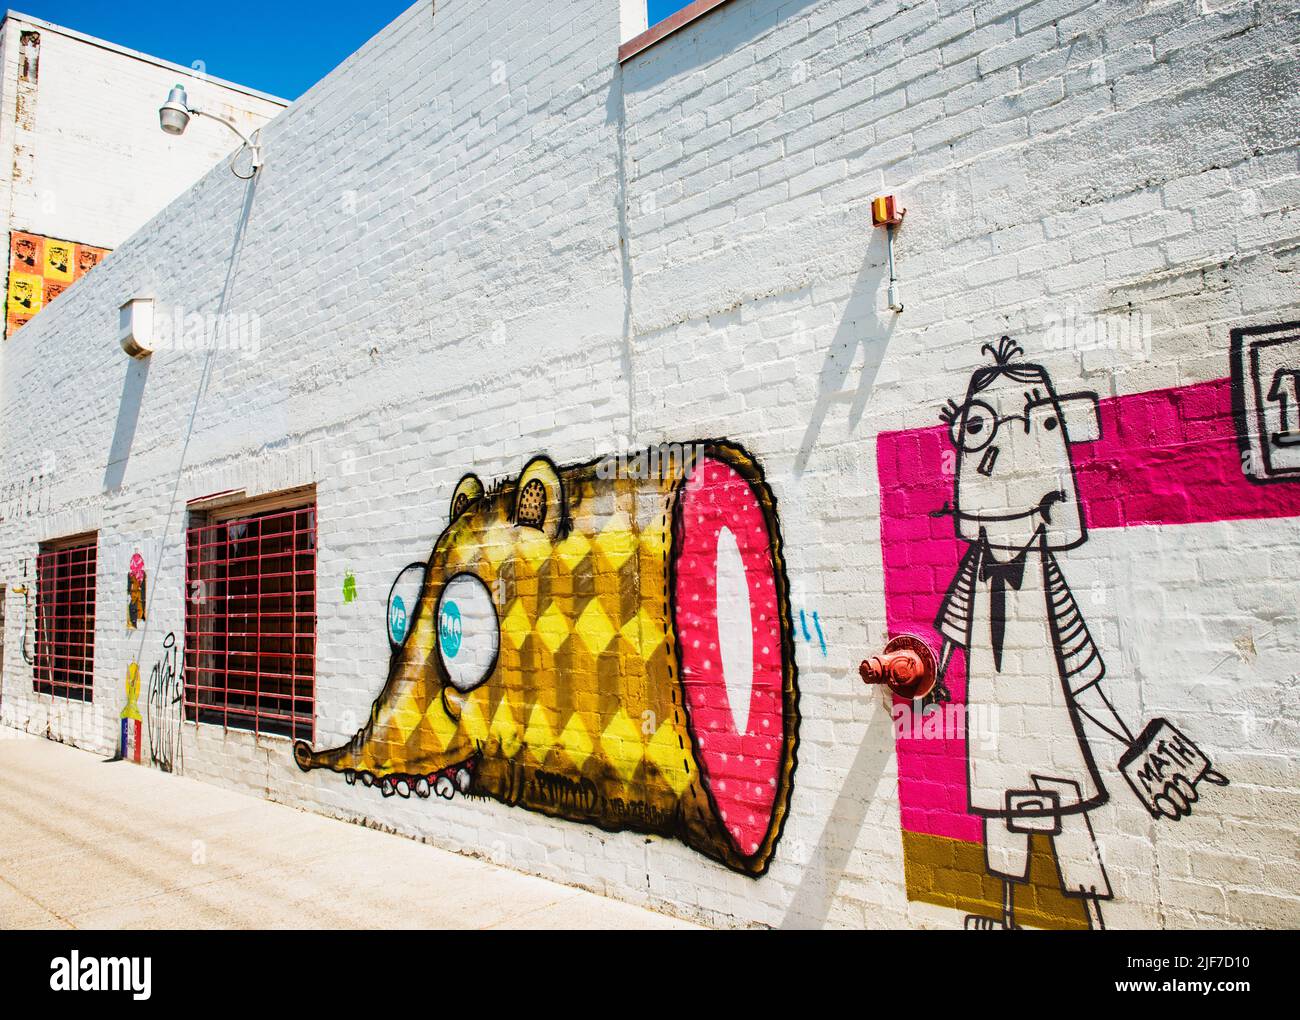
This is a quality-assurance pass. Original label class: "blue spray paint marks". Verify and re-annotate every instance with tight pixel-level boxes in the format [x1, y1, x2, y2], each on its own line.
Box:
[799, 608, 827, 657]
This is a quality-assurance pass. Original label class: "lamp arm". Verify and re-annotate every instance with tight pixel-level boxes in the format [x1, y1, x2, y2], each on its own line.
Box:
[188, 106, 255, 148]
[189, 108, 263, 178]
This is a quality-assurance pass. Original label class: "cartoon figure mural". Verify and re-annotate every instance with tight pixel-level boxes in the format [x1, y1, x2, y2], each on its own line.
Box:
[295, 441, 799, 876]
[881, 337, 1239, 930]
[127, 552, 147, 629]
[930, 337, 1230, 928]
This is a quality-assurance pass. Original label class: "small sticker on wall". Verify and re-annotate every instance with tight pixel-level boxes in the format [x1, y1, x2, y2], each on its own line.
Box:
[127, 552, 147, 629]
[343, 571, 357, 604]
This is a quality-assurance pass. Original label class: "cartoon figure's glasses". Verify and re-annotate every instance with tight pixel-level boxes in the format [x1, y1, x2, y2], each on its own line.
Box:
[948, 397, 1061, 453]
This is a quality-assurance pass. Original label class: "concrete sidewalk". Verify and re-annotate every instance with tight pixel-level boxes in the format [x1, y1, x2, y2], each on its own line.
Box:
[0, 729, 699, 930]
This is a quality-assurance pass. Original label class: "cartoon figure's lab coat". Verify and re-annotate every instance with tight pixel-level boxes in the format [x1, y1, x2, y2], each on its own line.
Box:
[931, 337, 1227, 930]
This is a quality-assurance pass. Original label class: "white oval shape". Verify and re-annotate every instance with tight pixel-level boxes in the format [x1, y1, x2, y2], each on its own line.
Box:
[436, 573, 499, 692]
[715, 526, 754, 736]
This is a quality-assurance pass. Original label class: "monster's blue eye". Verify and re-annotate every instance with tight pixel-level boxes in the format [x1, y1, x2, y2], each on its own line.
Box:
[390, 597, 408, 644]
[437, 573, 498, 692]
[439, 601, 462, 657]
[387, 563, 426, 650]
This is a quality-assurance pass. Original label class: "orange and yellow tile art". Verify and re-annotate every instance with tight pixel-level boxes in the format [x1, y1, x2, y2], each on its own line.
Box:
[6, 230, 110, 337]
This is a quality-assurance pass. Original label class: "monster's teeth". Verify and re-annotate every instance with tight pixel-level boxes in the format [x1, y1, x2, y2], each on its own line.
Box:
[435, 776, 455, 800]
[381, 778, 396, 798]
[344, 769, 356, 785]
[415, 777, 431, 798]
[360, 772, 374, 788]
[454, 768, 472, 794]
[396, 779, 411, 799]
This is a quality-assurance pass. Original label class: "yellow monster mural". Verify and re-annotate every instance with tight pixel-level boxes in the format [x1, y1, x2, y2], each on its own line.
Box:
[295, 441, 799, 876]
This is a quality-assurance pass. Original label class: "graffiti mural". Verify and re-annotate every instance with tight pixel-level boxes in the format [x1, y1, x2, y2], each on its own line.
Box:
[295, 441, 799, 876]
[146, 632, 183, 773]
[127, 552, 147, 629]
[5, 230, 110, 337]
[872, 337, 1300, 929]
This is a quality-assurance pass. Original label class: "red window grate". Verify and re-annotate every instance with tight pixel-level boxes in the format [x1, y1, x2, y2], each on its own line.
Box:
[184, 501, 316, 740]
[34, 537, 98, 702]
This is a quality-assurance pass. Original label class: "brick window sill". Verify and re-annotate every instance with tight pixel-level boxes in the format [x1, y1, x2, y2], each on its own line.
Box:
[619, 0, 734, 62]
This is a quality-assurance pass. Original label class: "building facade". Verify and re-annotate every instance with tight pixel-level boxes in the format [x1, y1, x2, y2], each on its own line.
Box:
[0, 10, 285, 335]
[0, 0, 1297, 929]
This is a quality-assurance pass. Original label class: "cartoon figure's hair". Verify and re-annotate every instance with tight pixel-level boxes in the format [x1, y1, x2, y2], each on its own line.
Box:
[970, 335, 1049, 395]
[938, 336, 1059, 427]
[983, 335, 1022, 365]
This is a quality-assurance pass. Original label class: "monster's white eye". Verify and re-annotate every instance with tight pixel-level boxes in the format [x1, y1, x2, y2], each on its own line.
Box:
[436, 573, 499, 692]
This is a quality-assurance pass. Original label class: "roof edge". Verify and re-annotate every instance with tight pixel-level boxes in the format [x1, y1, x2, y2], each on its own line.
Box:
[2, 8, 291, 107]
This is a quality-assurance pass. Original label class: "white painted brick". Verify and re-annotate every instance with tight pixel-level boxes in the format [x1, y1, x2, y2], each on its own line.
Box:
[2, 0, 1298, 934]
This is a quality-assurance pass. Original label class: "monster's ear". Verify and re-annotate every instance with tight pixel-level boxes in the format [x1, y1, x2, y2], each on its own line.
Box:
[449, 474, 484, 522]
[514, 456, 563, 535]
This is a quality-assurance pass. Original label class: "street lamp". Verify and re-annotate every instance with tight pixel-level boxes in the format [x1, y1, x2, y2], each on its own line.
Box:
[158, 84, 263, 178]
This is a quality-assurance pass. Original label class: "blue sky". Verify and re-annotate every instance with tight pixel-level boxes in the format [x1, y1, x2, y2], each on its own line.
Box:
[648, 0, 694, 25]
[9, 1, 699, 100]
[8, 0, 415, 100]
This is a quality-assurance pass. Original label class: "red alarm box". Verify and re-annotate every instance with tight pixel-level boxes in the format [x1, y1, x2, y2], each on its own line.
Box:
[871, 194, 904, 227]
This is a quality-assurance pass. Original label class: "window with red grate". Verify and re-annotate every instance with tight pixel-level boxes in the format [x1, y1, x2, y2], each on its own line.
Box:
[34, 535, 98, 702]
[184, 499, 316, 740]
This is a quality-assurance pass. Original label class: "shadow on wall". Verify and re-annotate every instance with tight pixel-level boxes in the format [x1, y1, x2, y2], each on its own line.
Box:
[794, 233, 897, 477]
[780, 702, 894, 928]
[103, 357, 150, 492]
[103, 173, 261, 497]
[622, 0, 823, 91]
[781, 239, 900, 927]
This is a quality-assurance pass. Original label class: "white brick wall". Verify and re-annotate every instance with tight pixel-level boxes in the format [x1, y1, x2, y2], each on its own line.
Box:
[0, 0, 1297, 929]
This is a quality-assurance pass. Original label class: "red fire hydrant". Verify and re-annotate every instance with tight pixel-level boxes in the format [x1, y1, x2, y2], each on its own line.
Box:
[860, 634, 937, 700]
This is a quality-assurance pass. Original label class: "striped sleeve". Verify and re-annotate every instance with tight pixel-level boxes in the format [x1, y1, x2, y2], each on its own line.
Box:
[934, 543, 980, 647]
[1044, 551, 1105, 693]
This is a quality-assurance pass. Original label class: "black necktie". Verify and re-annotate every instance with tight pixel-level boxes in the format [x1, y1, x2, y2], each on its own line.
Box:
[981, 548, 1028, 671]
